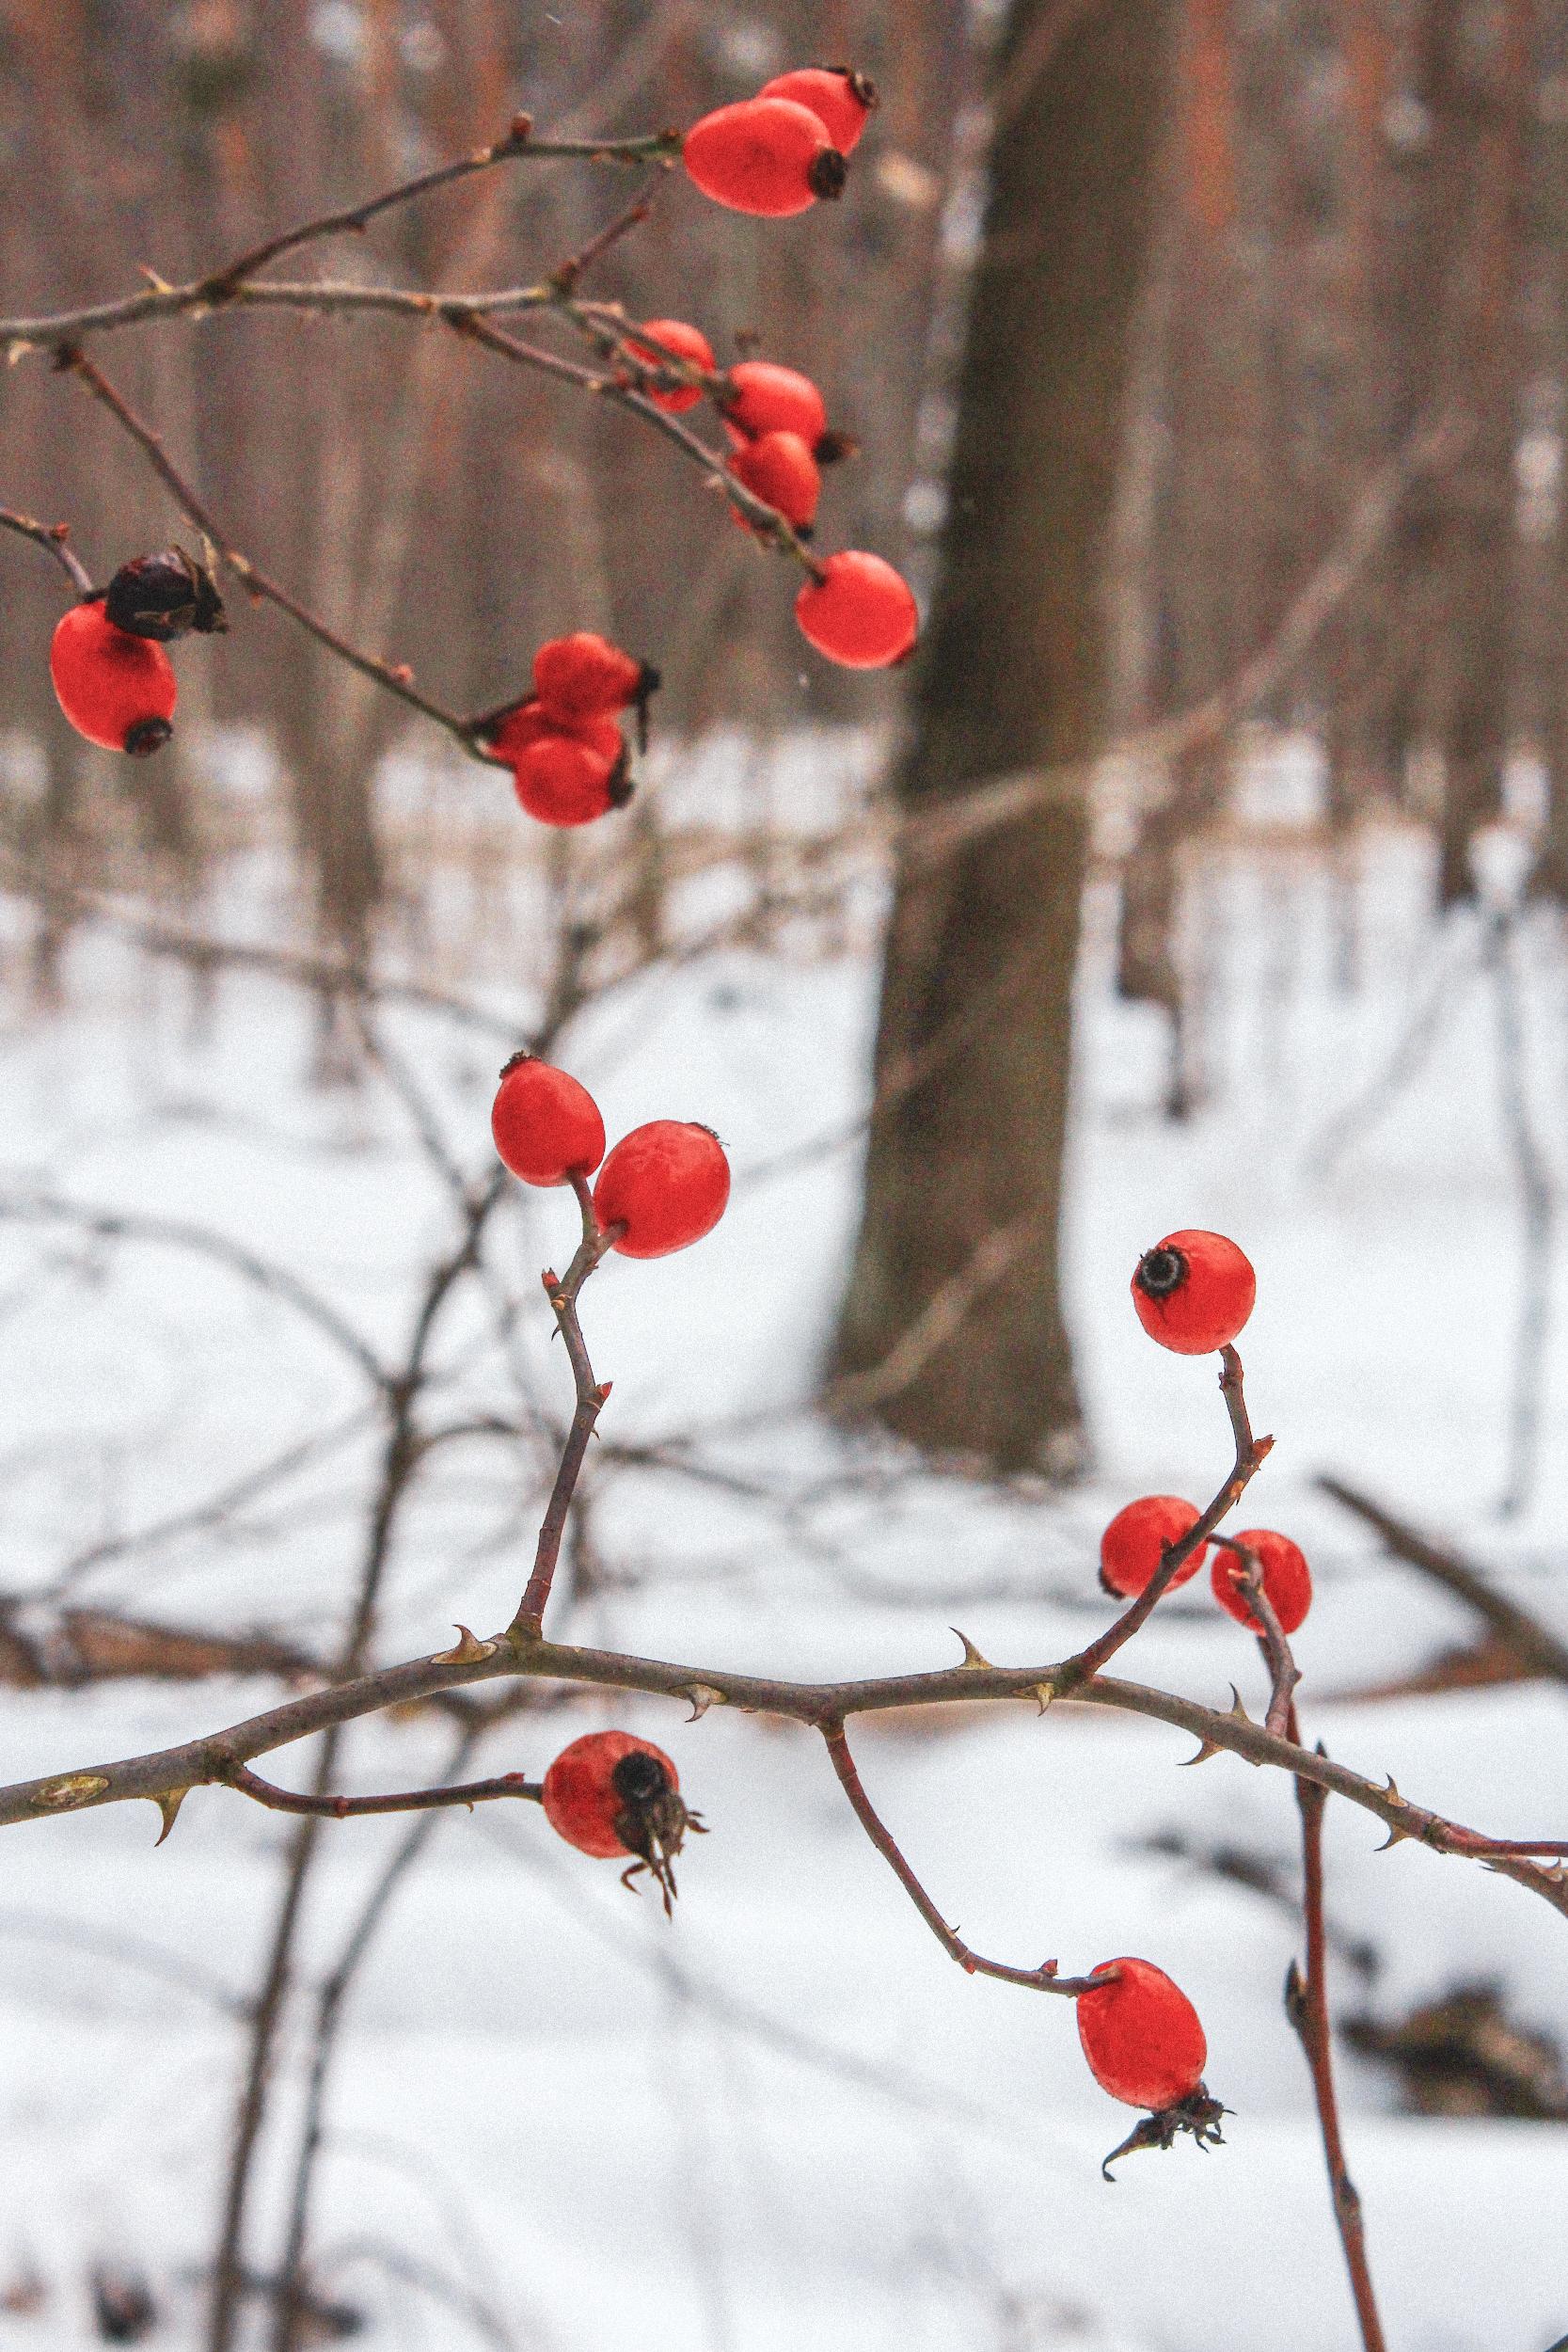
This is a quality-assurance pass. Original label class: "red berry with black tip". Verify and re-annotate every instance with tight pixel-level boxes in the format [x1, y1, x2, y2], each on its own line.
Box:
[542, 1731, 695, 1907]
[594, 1120, 731, 1258]
[795, 550, 918, 668]
[1099, 1496, 1207, 1600]
[625, 319, 714, 412]
[1132, 1229, 1255, 1355]
[1077, 1958, 1209, 2112]
[486, 698, 628, 828]
[50, 598, 177, 755]
[728, 429, 821, 532]
[683, 96, 847, 216]
[757, 66, 878, 154]
[491, 1055, 606, 1187]
[532, 631, 650, 723]
[721, 359, 829, 451]
[1212, 1528, 1312, 1635]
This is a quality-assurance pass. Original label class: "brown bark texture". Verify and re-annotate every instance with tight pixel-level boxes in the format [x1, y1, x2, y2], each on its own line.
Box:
[832, 0, 1173, 1473]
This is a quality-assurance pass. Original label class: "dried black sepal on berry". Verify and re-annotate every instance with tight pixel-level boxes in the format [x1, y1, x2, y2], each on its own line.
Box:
[104, 547, 228, 643]
[610, 1747, 705, 1915]
[607, 748, 636, 812]
[1133, 1243, 1189, 1302]
[124, 716, 174, 757]
[1100, 2084, 1228, 2183]
[633, 660, 661, 755]
[807, 148, 848, 202]
[824, 65, 879, 115]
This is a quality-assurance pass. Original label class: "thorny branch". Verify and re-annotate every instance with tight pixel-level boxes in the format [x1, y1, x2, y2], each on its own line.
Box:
[1219, 1541, 1302, 1739]
[0, 504, 93, 596]
[229, 1764, 543, 1820]
[512, 1171, 621, 1637]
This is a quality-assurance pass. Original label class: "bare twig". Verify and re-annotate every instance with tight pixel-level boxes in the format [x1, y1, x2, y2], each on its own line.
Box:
[1288, 1737, 1387, 2352]
[823, 1722, 1105, 1993]
[229, 1763, 542, 1820]
[0, 504, 93, 595]
[1216, 1541, 1303, 1738]
[511, 1172, 620, 1637]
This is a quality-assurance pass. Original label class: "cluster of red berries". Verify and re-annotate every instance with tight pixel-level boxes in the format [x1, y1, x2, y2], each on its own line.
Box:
[477, 630, 657, 828]
[491, 1052, 730, 1257]
[682, 66, 876, 218]
[541, 1729, 699, 1910]
[1111, 1226, 1312, 1630]
[49, 548, 227, 755]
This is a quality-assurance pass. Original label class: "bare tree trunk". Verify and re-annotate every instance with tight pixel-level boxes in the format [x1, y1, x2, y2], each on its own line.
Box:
[832, 0, 1172, 1475]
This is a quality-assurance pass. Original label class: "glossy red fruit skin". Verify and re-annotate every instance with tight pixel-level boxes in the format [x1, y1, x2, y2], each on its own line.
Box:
[683, 97, 846, 217]
[1099, 1496, 1207, 1600]
[1131, 1229, 1256, 1355]
[488, 699, 626, 827]
[795, 550, 918, 668]
[594, 1121, 731, 1259]
[729, 429, 821, 531]
[542, 1731, 680, 1858]
[491, 1056, 606, 1188]
[1077, 1958, 1208, 2111]
[532, 632, 644, 723]
[50, 598, 178, 754]
[758, 66, 877, 154]
[625, 319, 714, 412]
[1212, 1528, 1313, 1635]
[721, 359, 829, 450]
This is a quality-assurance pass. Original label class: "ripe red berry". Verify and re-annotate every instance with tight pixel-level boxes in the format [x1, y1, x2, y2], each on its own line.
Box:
[1077, 1958, 1208, 2112]
[491, 1054, 606, 1187]
[625, 318, 714, 412]
[532, 631, 649, 723]
[795, 550, 919, 669]
[721, 359, 829, 451]
[1212, 1528, 1313, 1635]
[1099, 1496, 1208, 1600]
[594, 1121, 731, 1258]
[486, 698, 628, 828]
[728, 429, 821, 532]
[1131, 1229, 1256, 1355]
[683, 96, 847, 216]
[541, 1730, 695, 1906]
[50, 598, 177, 755]
[757, 66, 878, 154]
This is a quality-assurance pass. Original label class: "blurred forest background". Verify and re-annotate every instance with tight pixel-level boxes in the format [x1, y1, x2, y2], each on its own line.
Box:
[5, 5, 1568, 2350]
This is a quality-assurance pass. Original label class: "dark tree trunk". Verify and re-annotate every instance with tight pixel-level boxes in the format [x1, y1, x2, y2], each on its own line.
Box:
[832, 0, 1173, 1475]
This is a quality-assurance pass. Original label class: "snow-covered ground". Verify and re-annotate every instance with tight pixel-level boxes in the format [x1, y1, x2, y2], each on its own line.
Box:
[2, 757, 1567, 2351]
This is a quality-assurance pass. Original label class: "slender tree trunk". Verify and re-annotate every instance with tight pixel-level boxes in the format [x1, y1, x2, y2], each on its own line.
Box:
[832, 0, 1173, 1474]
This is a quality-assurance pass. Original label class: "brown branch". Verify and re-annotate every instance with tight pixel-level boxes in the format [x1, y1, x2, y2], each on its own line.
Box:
[822, 1723, 1104, 1993]
[56, 346, 499, 760]
[0, 503, 93, 595]
[1218, 1542, 1302, 1738]
[510, 1173, 620, 1638]
[1288, 1736, 1387, 2352]
[1318, 1475, 1568, 1686]
[198, 119, 679, 296]
[229, 1764, 542, 1820]
[1059, 1344, 1273, 1690]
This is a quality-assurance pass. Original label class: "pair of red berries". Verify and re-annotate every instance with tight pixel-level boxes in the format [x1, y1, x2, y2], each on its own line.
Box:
[1099, 1500, 1313, 1634]
[481, 631, 656, 827]
[627, 328, 832, 531]
[683, 66, 876, 218]
[492, 1054, 730, 1258]
[542, 1730, 697, 1908]
[49, 548, 227, 755]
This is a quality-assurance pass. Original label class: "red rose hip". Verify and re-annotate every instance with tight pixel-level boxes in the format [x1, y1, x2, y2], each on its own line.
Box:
[486, 698, 627, 827]
[729, 430, 821, 532]
[757, 66, 878, 154]
[683, 96, 847, 216]
[542, 1730, 695, 1908]
[795, 550, 918, 668]
[721, 359, 829, 451]
[625, 318, 714, 412]
[1131, 1229, 1255, 1355]
[1212, 1528, 1312, 1635]
[491, 1055, 606, 1187]
[1077, 1958, 1208, 2111]
[594, 1121, 731, 1258]
[532, 631, 649, 723]
[1099, 1496, 1207, 1599]
[50, 598, 177, 755]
